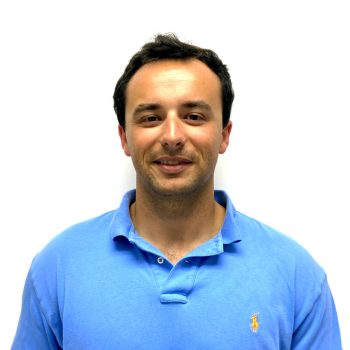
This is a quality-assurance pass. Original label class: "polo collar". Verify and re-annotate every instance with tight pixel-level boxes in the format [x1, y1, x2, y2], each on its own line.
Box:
[214, 190, 242, 244]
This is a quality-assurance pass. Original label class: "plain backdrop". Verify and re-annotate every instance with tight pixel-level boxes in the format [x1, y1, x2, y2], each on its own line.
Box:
[1, 0, 349, 348]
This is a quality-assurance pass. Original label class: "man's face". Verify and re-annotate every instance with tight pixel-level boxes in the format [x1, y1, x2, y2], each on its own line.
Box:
[119, 59, 232, 197]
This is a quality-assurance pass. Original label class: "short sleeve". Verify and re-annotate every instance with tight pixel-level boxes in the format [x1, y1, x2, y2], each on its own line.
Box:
[291, 277, 342, 349]
[11, 270, 62, 350]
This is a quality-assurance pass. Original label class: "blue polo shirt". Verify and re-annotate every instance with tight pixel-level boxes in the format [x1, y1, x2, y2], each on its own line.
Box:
[12, 190, 342, 349]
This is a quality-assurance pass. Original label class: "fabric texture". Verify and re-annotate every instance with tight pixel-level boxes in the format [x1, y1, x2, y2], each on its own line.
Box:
[12, 190, 342, 349]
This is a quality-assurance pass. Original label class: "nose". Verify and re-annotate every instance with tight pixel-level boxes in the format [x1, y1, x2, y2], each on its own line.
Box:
[160, 115, 186, 151]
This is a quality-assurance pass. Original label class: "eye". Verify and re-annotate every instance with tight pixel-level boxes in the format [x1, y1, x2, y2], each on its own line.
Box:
[184, 113, 205, 123]
[145, 115, 160, 122]
[140, 115, 162, 125]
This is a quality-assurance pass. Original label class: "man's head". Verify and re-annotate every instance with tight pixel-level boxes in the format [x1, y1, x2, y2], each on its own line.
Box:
[116, 34, 233, 198]
[113, 33, 234, 130]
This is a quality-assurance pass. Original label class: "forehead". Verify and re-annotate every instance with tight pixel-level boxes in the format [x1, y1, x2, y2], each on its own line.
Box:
[125, 59, 222, 106]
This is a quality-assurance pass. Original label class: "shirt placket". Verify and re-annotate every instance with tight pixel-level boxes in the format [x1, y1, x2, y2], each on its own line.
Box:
[131, 228, 224, 304]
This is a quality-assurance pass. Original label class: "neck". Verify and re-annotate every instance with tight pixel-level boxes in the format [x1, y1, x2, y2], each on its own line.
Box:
[130, 184, 226, 264]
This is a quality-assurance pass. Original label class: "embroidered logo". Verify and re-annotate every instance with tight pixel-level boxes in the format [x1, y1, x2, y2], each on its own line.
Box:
[250, 312, 260, 333]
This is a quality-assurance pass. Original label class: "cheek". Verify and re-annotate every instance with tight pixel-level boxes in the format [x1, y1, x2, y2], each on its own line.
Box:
[127, 130, 158, 157]
[190, 129, 222, 153]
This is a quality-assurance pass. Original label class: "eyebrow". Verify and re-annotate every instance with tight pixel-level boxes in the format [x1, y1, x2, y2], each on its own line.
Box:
[181, 100, 213, 112]
[133, 103, 161, 117]
[132, 100, 213, 117]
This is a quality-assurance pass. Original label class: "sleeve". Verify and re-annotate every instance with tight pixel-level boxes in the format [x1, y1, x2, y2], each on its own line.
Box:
[291, 277, 342, 350]
[11, 270, 62, 350]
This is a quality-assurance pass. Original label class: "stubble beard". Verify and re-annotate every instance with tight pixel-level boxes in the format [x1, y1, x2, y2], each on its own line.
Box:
[139, 170, 210, 198]
[137, 170, 214, 219]
[135, 153, 217, 200]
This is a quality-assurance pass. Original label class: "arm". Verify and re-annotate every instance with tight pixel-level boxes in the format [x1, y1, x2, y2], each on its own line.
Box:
[291, 277, 342, 349]
[11, 270, 62, 350]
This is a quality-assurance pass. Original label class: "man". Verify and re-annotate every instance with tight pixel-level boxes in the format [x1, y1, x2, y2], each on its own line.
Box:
[12, 34, 342, 349]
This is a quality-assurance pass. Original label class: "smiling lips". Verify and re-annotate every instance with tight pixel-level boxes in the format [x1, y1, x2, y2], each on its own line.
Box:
[154, 157, 192, 174]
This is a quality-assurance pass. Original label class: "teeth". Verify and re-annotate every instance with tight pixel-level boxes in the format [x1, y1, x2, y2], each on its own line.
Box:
[159, 160, 181, 165]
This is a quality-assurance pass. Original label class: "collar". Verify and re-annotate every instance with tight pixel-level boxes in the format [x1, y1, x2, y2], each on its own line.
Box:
[109, 189, 241, 245]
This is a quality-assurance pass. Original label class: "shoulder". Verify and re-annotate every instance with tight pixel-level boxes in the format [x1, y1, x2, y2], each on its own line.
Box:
[30, 209, 117, 276]
[235, 210, 326, 308]
[236, 210, 323, 269]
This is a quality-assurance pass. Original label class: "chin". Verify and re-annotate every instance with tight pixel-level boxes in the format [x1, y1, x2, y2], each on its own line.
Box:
[147, 179, 208, 198]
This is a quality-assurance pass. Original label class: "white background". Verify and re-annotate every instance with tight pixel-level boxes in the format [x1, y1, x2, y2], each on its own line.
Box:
[1, 0, 349, 348]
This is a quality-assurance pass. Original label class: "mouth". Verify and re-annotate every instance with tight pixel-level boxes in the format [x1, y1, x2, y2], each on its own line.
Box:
[153, 157, 192, 174]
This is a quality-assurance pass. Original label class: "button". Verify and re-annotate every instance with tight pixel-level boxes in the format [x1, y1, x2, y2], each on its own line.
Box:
[184, 260, 191, 264]
[157, 257, 164, 264]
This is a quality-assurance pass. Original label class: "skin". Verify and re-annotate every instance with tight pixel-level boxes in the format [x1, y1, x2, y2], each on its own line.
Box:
[119, 59, 232, 264]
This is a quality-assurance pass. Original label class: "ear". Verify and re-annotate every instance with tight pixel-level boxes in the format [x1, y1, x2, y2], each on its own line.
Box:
[219, 121, 232, 154]
[118, 125, 131, 156]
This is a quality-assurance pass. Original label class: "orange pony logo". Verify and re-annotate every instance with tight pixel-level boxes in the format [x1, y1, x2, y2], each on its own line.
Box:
[250, 313, 259, 333]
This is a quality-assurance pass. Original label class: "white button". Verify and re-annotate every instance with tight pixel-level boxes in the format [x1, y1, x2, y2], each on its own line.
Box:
[185, 260, 191, 264]
[157, 257, 164, 264]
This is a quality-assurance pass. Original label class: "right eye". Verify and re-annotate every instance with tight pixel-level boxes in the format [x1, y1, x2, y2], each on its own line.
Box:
[139, 115, 162, 126]
[144, 115, 160, 122]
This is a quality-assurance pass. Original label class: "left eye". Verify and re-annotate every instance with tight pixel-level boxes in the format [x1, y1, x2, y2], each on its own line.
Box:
[185, 114, 202, 121]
